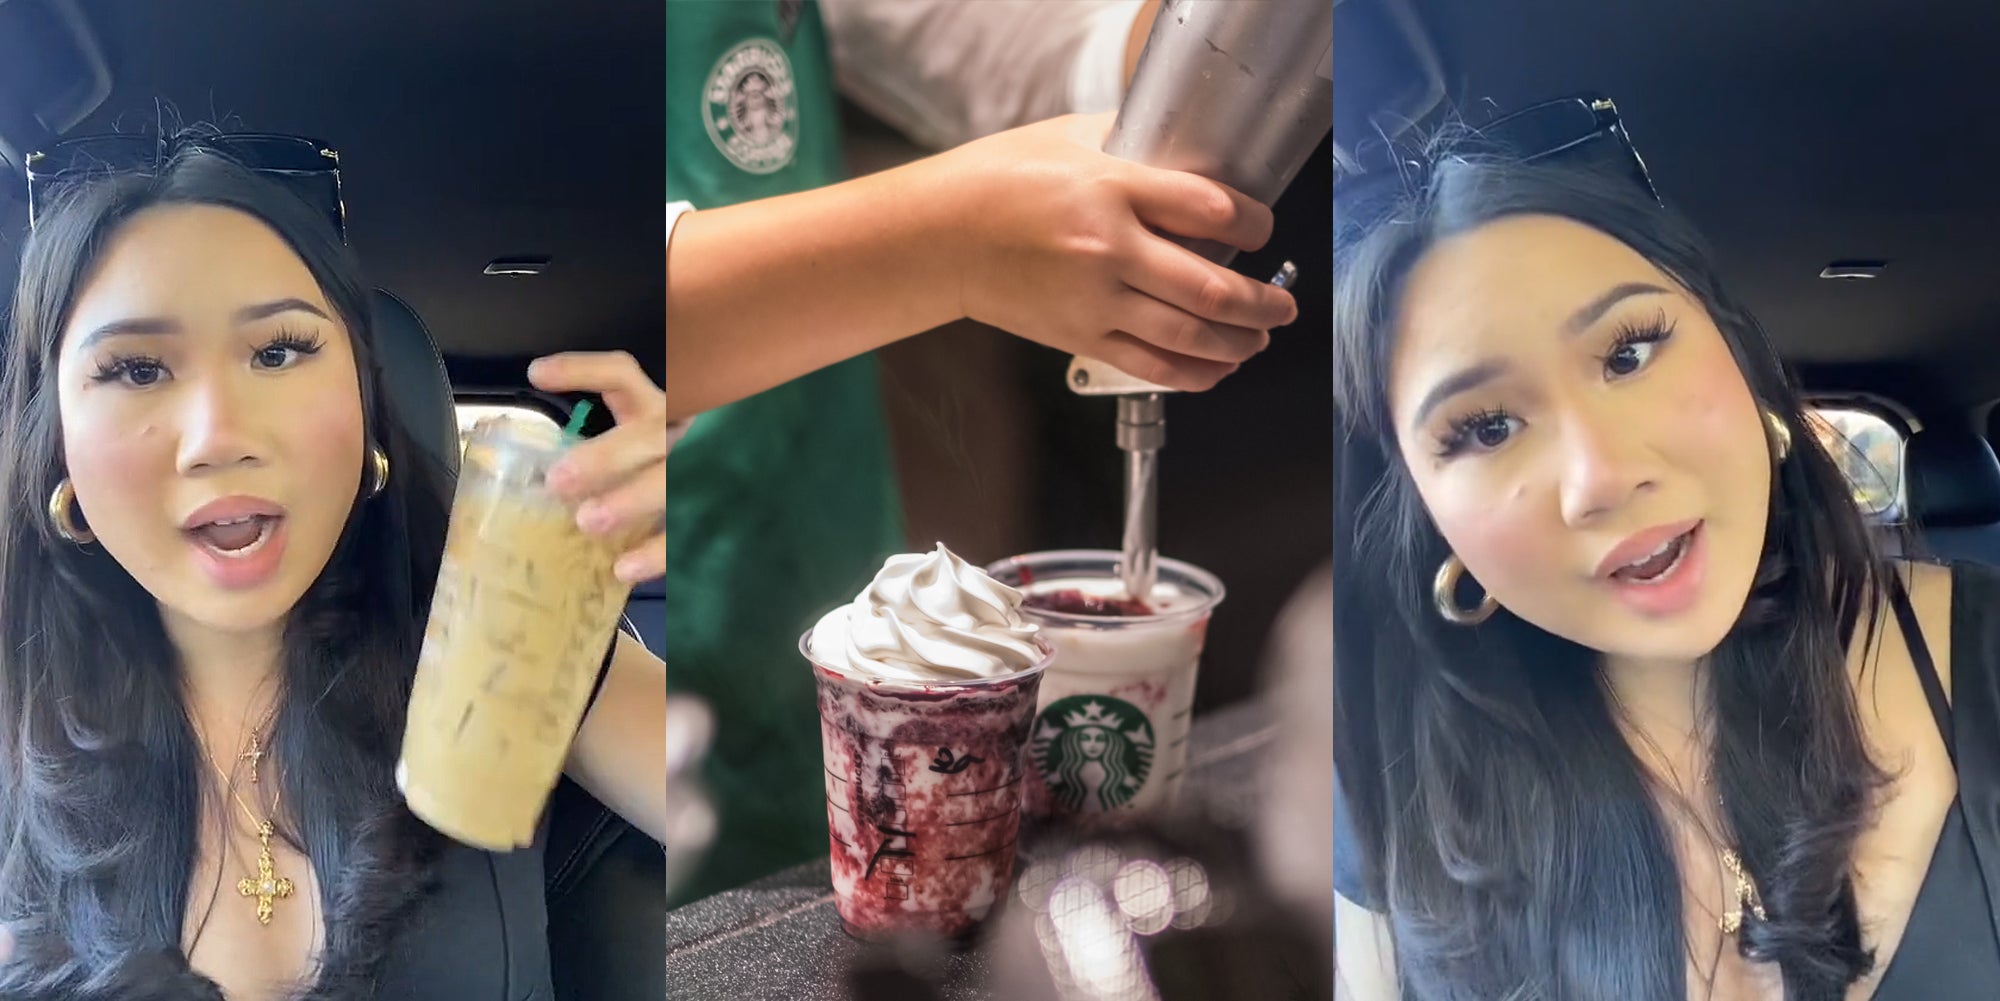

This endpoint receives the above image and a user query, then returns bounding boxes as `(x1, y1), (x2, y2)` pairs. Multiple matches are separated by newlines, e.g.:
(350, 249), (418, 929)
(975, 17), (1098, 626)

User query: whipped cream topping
(809, 543), (1043, 683)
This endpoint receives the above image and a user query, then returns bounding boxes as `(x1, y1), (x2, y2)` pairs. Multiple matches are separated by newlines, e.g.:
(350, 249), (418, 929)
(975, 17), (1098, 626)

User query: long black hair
(0, 145), (455, 999)
(1332, 145), (1896, 1000)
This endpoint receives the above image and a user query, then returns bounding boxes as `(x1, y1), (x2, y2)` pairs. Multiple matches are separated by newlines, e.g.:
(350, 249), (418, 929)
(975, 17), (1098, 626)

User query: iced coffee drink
(805, 544), (1054, 939)
(984, 550), (1224, 822)
(399, 417), (638, 851)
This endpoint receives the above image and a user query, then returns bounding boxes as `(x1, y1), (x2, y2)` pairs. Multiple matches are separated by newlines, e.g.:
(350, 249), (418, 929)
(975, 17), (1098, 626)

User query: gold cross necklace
(200, 708), (295, 926)
(1711, 793), (1767, 935)
(1718, 847), (1767, 934)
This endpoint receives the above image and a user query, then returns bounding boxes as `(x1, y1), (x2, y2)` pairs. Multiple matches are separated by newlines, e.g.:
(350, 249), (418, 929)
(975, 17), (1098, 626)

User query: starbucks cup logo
(1031, 695), (1155, 812)
(703, 39), (800, 175)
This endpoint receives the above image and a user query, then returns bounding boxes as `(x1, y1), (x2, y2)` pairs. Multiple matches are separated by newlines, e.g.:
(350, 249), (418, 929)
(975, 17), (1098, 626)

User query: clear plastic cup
(805, 630), (1055, 940)
(398, 417), (639, 850)
(983, 550), (1225, 822)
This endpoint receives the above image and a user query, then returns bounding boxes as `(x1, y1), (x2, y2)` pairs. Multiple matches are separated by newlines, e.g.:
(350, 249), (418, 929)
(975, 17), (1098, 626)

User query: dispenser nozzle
(1117, 393), (1167, 599)
(1093, 261), (1298, 599)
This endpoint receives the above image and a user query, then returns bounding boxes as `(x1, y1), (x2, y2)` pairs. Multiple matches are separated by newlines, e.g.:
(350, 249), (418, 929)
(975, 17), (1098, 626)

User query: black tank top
(1867, 560), (2000, 997)
(369, 834), (556, 997)
(1332, 561), (2000, 997)
(347, 635), (624, 999)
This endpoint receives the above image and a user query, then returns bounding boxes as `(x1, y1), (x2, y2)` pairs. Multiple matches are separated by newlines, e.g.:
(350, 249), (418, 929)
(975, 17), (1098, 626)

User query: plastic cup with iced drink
(983, 550), (1224, 823)
(805, 544), (1055, 939)
(398, 414), (640, 851)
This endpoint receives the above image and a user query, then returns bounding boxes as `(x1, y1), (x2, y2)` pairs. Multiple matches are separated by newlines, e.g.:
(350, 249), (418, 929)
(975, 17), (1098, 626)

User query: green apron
(664, 0), (905, 904)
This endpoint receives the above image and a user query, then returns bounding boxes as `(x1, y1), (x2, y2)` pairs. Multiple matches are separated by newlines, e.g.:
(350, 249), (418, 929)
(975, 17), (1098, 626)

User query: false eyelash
(1604, 312), (1677, 359)
(1438, 407), (1511, 457)
(90, 354), (164, 384)
(264, 328), (325, 354)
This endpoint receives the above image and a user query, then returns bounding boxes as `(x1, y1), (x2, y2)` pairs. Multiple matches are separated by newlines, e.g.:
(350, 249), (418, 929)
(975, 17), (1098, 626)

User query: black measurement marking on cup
(945, 839), (1016, 861)
(824, 760), (852, 814)
(864, 754), (920, 900)
(945, 809), (1015, 828)
(865, 827), (917, 880)
(929, 748), (984, 774)
(453, 703), (476, 740)
(480, 659), (511, 695)
(948, 775), (1021, 797)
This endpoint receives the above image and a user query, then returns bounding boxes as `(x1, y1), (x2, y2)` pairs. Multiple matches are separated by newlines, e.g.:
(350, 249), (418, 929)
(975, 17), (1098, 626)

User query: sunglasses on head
(25, 131), (347, 241)
(1336, 93), (1661, 246)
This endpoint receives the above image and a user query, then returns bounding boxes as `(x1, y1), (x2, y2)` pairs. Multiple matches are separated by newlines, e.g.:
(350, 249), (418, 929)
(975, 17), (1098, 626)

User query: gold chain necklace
(199, 708), (295, 926)
(1634, 728), (1768, 937)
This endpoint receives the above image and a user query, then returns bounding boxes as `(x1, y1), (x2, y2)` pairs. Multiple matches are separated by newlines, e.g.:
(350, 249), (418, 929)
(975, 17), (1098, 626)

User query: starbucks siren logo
(1031, 695), (1155, 812)
(703, 39), (799, 175)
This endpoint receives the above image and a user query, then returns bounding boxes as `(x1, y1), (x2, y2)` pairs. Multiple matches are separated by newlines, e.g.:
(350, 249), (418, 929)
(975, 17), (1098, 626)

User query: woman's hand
(917, 112), (1298, 391)
(528, 351), (668, 584)
(663, 111), (1298, 415)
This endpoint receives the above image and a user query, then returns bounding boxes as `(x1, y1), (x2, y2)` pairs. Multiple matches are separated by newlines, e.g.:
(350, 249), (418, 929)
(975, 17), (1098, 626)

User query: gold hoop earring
(366, 445), (390, 498)
(1433, 554), (1497, 626)
(1763, 408), (1792, 464)
(47, 479), (94, 545)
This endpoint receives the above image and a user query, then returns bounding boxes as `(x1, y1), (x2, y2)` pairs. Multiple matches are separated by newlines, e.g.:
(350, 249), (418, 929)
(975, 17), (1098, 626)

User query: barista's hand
(528, 351), (668, 584)
(919, 112), (1298, 391)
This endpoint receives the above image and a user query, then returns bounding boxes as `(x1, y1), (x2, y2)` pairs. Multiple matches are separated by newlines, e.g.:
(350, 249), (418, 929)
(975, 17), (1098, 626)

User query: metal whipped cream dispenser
(1070, 0), (1333, 599)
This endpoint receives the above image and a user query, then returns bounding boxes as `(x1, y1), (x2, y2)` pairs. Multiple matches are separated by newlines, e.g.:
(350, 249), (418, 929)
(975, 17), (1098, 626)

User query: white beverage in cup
(984, 550), (1223, 822)
(399, 417), (638, 851)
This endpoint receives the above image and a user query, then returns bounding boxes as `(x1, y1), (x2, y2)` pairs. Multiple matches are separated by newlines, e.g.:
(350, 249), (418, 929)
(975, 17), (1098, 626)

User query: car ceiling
(0, 1), (664, 385)
(1343, 0), (2000, 418)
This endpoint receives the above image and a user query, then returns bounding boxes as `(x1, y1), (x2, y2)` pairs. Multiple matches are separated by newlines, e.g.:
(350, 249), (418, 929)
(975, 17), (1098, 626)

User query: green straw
(562, 400), (593, 441)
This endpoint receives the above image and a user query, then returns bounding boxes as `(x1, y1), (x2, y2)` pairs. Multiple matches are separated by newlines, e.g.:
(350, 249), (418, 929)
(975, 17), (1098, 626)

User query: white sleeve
(665, 200), (695, 248)
(664, 200), (696, 443)
(821, 0), (1147, 152)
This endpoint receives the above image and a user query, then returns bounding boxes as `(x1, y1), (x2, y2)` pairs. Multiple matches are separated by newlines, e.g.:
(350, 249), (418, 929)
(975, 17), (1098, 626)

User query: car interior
(0, 2), (667, 998)
(1335, 0), (2000, 576)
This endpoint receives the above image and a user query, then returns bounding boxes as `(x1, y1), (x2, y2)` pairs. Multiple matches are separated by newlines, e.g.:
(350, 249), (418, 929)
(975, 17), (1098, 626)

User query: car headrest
(1907, 426), (2000, 528)
(370, 289), (458, 478)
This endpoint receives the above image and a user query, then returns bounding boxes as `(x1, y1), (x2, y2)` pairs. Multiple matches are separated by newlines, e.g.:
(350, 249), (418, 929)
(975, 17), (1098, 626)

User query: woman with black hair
(0, 145), (674, 1000)
(1332, 147), (2000, 998)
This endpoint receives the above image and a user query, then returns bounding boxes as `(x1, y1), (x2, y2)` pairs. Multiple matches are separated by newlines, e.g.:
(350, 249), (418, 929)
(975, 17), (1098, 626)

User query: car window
(454, 403), (561, 456)
(1806, 406), (1904, 520)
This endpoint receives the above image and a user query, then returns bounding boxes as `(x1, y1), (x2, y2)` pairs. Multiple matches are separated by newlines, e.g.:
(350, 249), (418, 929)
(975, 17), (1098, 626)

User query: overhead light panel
(484, 256), (551, 276)
(1819, 260), (1886, 280)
